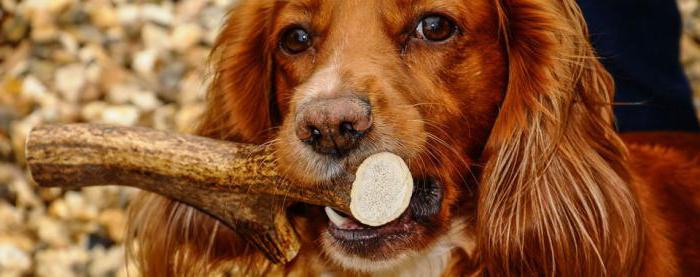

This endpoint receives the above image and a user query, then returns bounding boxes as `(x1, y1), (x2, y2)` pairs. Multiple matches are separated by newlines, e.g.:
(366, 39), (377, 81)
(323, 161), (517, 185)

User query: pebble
(131, 90), (162, 112)
(31, 215), (71, 248)
(98, 209), (127, 242)
(88, 245), (129, 277)
(142, 3), (175, 26)
(175, 103), (205, 133)
(80, 101), (108, 122)
(141, 23), (171, 51)
(171, 23), (203, 51)
(34, 246), (90, 277)
(100, 105), (140, 126)
(29, 9), (59, 43)
(89, 4), (119, 29)
(132, 48), (159, 75)
(117, 4), (141, 26)
(152, 104), (177, 130)
(21, 75), (48, 101)
(54, 64), (87, 103)
(1, 14), (30, 43)
(0, 244), (31, 275)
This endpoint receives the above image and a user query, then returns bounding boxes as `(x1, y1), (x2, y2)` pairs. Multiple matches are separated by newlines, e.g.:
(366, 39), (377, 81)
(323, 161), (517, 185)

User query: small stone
(38, 187), (63, 203)
(90, 4), (119, 29)
(171, 23), (203, 51)
(107, 83), (138, 104)
(100, 105), (140, 126)
(88, 245), (128, 277)
(0, 202), (22, 232)
(152, 104), (177, 131)
(158, 61), (187, 102)
(34, 246), (90, 276)
(78, 43), (109, 64)
(1, 14), (30, 43)
(141, 23), (171, 51)
(97, 64), (129, 93)
(64, 191), (99, 221)
(179, 71), (207, 104)
(21, 75), (48, 100)
(98, 209), (126, 242)
(132, 49), (158, 76)
(48, 198), (70, 219)
(142, 3), (174, 26)
(57, 4), (90, 26)
(0, 244), (31, 275)
(117, 4), (141, 26)
(47, 0), (74, 13)
(29, 9), (59, 43)
(0, 234), (34, 253)
(175, 103), (205, 133)
(28, 59), (56, 85)
(55, 64), (86, 103)
(70, 24), (105, 45)
(175, 0), (207, 23)
(1, 0), (18, 13)
(183, 46), (210, 69)
(80, 83), (102, 103)
(30, 215), (71, 248)
(6, 168), (40, 209)
(80, 101), (108, 123)
(130, 91), (161, 112)
(0, 134), (12, 161)
(58, 32), (79, 56)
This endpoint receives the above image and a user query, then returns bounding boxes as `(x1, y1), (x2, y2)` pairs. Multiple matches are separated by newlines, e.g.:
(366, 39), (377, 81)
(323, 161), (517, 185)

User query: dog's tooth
(325, 207), (350, 227)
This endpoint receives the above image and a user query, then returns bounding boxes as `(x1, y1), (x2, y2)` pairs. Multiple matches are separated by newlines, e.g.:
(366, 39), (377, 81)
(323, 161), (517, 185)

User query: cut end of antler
(350, 152), (413, 227)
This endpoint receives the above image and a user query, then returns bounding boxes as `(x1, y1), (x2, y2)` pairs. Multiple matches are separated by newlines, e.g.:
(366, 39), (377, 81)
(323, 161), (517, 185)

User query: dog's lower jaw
(319, 219), (474, 276)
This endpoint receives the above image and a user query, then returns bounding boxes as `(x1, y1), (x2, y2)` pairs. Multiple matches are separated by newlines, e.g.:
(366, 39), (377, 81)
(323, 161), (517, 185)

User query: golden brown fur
(126, 0), (700, 275)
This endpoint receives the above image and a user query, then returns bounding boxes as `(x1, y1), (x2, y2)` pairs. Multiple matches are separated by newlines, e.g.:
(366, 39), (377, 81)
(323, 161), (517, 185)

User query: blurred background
(0, 0), (698, 276)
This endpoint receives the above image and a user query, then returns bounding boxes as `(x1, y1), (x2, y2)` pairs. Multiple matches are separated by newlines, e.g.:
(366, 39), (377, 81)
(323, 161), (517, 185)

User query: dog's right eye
(280, 27), (312, 54)
(414, 14), (458, 42)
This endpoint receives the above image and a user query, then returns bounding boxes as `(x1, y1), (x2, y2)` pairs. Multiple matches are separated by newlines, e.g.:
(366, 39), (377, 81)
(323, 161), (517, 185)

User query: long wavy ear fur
(477, 0), (644, 275)
(126, 1), (278, 275)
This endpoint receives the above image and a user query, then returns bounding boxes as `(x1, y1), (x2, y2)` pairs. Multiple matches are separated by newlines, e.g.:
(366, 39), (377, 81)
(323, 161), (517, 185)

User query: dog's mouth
(322, 177), (443, 259)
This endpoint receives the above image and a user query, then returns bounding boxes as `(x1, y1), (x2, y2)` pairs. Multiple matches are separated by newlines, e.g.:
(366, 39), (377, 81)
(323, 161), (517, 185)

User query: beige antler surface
(25, 124), (413, 264)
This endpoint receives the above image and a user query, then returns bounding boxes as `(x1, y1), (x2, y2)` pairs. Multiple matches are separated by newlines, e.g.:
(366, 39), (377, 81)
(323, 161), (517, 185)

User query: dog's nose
(295, 96), (372, 156)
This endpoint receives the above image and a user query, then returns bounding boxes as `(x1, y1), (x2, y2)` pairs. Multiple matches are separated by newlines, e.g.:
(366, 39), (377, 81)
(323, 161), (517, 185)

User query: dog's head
(129, 0), (644, 275)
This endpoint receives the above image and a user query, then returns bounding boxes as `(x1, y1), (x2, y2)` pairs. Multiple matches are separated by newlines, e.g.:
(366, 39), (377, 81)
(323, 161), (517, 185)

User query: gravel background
(1, 0), (699, 276)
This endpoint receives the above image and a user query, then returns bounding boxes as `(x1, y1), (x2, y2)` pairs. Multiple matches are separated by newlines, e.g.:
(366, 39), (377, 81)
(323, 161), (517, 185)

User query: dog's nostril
(339, 122), (356, 134)
(310, 126), (322, 137)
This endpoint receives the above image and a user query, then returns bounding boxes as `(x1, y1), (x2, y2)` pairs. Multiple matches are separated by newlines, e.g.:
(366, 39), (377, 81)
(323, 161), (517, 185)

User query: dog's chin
(319, 178), (444, 272)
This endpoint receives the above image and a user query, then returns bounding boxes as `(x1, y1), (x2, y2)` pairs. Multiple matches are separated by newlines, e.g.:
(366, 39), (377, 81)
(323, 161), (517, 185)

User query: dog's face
(267, 0), (505, 271)
(130, 0), (645, 275)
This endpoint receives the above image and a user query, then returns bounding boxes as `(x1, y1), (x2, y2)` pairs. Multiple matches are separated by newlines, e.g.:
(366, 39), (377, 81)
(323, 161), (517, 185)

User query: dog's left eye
(280, 27), (313, 54)
(414, 15), (457, 42)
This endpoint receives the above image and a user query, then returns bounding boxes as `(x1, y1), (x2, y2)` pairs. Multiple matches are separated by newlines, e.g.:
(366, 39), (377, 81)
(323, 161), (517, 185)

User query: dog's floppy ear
(198, 1), (278, 143)
(126, 2), (278, 275)
(477, 0), (643, 275)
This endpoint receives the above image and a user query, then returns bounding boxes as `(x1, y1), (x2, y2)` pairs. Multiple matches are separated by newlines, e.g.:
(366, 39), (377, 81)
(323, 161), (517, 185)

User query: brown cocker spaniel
(126, 0), (700, 275)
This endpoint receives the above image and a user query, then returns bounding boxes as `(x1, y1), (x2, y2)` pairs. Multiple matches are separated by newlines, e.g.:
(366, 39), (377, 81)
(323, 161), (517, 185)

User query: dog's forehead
(273, 0), (494, 36)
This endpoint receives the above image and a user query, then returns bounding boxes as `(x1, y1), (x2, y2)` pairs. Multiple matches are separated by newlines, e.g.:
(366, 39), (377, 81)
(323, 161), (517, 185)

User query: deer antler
(25, 124), (413, 264)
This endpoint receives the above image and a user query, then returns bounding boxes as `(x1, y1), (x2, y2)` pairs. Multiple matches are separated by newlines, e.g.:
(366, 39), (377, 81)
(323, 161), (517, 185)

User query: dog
(126, 0), (700, 275)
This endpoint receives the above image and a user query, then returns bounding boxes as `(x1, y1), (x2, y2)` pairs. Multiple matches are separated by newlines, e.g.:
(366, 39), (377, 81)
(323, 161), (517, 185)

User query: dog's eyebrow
(282, 0), (322, 16)
(395, 0), (421, 7)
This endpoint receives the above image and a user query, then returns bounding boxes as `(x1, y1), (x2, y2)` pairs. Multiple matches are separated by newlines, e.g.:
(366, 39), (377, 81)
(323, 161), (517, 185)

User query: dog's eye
(414, 15), (457, 42)
(280, 27), (312, 54)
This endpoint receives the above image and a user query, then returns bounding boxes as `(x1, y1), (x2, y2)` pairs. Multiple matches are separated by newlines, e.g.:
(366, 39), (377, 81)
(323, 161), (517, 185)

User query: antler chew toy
(25, 124), (413, 264)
